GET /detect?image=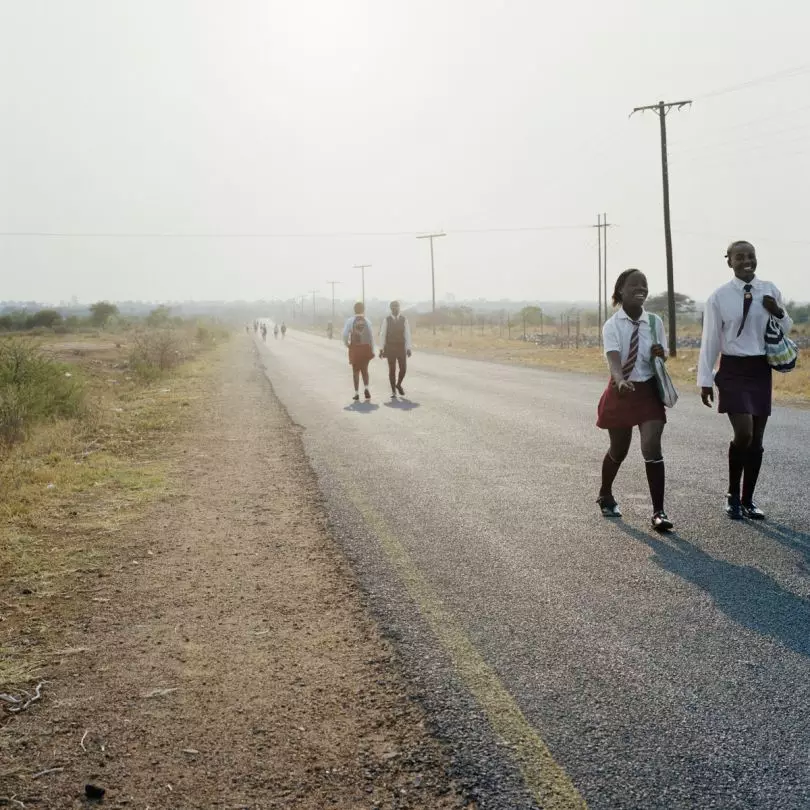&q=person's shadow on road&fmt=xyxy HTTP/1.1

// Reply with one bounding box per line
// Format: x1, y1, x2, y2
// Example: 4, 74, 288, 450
747, 521, 810, 568
383, 398, 421, 411
611, 521, 810, 658
343, 401, 380, 413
